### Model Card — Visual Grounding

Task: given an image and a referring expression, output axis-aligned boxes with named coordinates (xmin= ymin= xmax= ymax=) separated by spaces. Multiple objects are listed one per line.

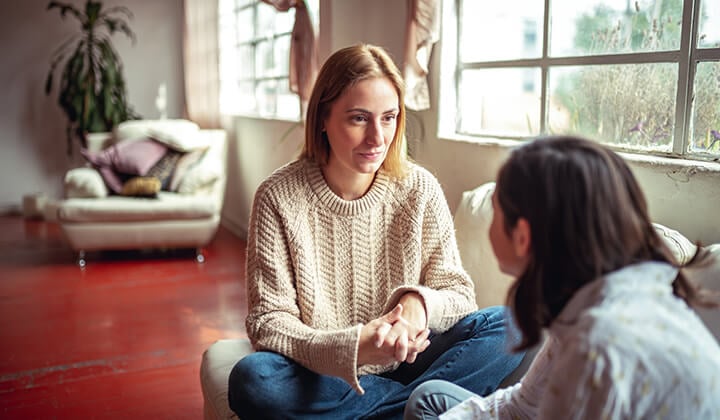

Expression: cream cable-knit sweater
xmin=245 ymin=159 xmax=477 ymax=394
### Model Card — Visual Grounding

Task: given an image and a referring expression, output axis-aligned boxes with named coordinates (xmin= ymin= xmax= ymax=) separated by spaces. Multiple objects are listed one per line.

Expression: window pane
xmin=220 ymin=80 xmax=256 ymax=115
xmin=256 ymin=79 xmax=278 ymax=117
xmin=255 ymin=39 xmax=273 ymax=78
xmin=459 ymin=0 xmax=542 ymax=61
xmin=690 ymin=61 xmax=720 ymax=157
xmin=276 ymin=79 xmax=300 ymax=120
xmin=548 ymin=64 xmax=677 ymax=152
xmin=257 ymin=2 xmax=276 ymax=38
xmin=550 ymin=0 xmax=683 ymax=56
xmin=273 ymin=35 xmax=291 ymax=77
xmin=458 ymin=68 xmax=541 ymax=136
xmin=699 ymin=0 xmax=720 ymax=48
xmin=236 ymin=7 xmax=254 ymax=42
xmin=275 ymin=7 xmax=295 ymax=33
xmin=237 ymin=45 xmax=254 ymax=80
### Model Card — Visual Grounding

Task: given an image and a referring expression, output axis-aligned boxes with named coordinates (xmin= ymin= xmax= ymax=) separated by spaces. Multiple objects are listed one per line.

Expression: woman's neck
xmin=321 ymin=165 xmax=376 ymax=201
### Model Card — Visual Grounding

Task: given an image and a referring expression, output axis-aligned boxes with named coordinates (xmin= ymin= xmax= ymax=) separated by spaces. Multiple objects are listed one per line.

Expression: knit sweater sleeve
xmin=244 ymin=179 xmax=365 ymax=393
xmin=384 ymin=170 xmax=478 ymax=332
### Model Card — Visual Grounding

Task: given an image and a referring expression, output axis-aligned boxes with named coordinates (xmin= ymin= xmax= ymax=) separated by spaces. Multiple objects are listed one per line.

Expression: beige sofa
xmin=57 ymin=120 xmax=227 ymax=267
xmin=199 ymin=181 xmax=720 ymax=419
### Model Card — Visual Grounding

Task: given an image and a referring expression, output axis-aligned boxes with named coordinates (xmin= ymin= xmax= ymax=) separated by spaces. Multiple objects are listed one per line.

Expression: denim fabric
xmin=228 ymin=306 xmax=524 ymax=420
xmin=403 ymin=380 xmax=476 ymax=420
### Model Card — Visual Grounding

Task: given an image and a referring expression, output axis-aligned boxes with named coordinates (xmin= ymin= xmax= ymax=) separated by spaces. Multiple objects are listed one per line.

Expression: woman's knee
xmin=227 ymin=351 xmax=288 ymax=414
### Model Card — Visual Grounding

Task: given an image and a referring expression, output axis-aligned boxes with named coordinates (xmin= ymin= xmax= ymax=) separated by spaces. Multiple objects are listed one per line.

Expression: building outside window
xmin=218 ymin=0 xmax=319 ymax=121
xmin=441 ymin=0 xmax=720 ymax=161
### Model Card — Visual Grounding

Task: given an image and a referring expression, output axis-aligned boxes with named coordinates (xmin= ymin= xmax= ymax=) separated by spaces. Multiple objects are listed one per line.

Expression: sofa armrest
xmin=64 ymin=167 xmax=109 ymax=198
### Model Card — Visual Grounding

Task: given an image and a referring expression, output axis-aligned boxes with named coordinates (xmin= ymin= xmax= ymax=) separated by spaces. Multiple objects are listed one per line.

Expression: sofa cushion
xmin=454 ymin=182 xmax=514 ymax=309
xmin=454 ymin=181 xmax=715 ymax=310
xmin=115 ymin=119 xmax=199 ymax=143
xmin=58 ymin=193 xmax=218 ymax=223
xmin=82 ymin=138 xmax=169 ymax=194
xmin=169 ymin=147 xmax=209 ymax=192
xmin=120 ymin=177 xmax=161 ymax=198
xmin=64 ymin=167 xmax=109 ymax=199
xmin=177 ymin=158 xmax=222 ymax=195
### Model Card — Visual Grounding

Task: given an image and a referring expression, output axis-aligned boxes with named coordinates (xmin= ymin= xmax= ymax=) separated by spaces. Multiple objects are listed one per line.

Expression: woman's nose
xmin=366 ymin=120 xmax=384 ymax=145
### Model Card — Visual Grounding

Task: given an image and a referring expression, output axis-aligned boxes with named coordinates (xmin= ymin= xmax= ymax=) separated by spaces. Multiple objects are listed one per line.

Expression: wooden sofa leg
xmin=195 ymin=248 xmax=205 ymax=263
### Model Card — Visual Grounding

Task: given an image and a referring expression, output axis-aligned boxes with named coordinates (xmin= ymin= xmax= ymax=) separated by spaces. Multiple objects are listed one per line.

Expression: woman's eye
xmin=383 ymin=114 xmax=397 ymax=123
xmin=351 ymin=115 xmax=368 ymax=123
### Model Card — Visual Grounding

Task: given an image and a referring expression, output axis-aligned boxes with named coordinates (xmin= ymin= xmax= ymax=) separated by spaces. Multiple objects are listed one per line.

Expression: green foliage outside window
xmin=553 ymin=0 xmax=720 ymax=157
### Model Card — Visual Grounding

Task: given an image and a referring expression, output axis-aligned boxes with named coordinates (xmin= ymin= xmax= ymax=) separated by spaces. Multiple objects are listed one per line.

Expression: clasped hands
xmin=358 ymin=292 xmax=430 ymax=366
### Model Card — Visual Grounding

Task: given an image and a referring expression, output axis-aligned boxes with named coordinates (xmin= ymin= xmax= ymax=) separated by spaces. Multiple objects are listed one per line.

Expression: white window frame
xmin=439 ymin=0 xmax=720 ymax=162
xmin=219 ymin=0 xmax=317 ymax=121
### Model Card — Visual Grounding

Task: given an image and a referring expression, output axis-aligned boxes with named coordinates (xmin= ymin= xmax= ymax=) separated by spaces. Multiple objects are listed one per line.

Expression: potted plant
xmin=44 ymin=0 xmax=141 ymax=156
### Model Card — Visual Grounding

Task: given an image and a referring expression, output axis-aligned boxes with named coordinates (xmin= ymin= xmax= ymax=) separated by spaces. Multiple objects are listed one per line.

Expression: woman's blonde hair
xmin=300 ymin=44 xmax=409 ymax=178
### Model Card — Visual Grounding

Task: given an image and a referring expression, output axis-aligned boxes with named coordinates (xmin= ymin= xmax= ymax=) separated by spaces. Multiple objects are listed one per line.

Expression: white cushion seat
xmin=59 ymin=193 xmax=219 ymax=223
xmin=201 ymin=339 xmax=251 ymax=420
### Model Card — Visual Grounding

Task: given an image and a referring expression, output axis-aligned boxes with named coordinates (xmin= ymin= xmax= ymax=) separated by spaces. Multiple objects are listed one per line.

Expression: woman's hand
xmin=358 ymin=295 xmax=430 ymax=366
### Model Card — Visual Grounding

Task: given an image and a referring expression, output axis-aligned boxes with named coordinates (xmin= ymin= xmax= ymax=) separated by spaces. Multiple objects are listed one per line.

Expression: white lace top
xmin=441 ymin=261 xmax=720 ymax=419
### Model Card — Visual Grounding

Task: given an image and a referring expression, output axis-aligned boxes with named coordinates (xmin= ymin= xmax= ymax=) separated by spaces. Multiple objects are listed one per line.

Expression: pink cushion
xmin=82 ymin=138 xmax=168 ymax=193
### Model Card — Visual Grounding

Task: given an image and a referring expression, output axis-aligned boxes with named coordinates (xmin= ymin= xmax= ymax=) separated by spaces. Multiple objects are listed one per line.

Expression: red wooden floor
xmin=0 ymin=216 xmax=248 ymax=419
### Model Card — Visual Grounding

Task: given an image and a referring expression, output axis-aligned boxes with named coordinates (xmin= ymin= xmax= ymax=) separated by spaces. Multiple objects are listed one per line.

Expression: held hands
xmin=358 ymin=294 xmax=430 ymax=367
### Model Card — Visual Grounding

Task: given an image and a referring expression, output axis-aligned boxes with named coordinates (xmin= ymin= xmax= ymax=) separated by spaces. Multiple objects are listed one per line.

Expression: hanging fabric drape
xmin=183 ymin=0 xmax=221 ymax=128
xmin=261 ymin=0 xmax=318 ymax=116
xmin=403 ymin=0 xmax=440 ymax=111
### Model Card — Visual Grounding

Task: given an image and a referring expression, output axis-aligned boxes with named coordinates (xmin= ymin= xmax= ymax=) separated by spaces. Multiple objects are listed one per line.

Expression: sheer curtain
xmin=183 ymin=0 xmax=221 ymax=128
xmin=403 ymin=0 xmax=440 ymax=111
xmin=261 ymin=0 xmax=318 ymax=116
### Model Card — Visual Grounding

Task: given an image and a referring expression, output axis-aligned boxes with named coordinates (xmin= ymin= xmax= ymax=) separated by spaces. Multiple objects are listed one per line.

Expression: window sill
xmin=222 ymin=112 xmax=301 ymax=124
xmin=438 ymin=134 xmax=720 ymax=174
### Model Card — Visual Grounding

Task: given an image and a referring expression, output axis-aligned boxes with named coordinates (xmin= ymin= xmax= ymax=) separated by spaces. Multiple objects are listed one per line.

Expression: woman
xmin=227 ymin=44 xmax=524 ymax=419
xmin=405 ymin=136 xmax=720 ymax=419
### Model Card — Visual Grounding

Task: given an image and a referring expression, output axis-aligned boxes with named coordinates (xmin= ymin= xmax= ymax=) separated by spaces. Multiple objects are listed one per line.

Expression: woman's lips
xmin=359 ymin=151 xmax=383 ymax=160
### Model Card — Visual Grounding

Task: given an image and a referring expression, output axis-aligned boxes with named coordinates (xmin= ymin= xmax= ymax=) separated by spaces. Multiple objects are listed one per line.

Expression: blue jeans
xmin=228 ymin=306 xmax=524 ymax=420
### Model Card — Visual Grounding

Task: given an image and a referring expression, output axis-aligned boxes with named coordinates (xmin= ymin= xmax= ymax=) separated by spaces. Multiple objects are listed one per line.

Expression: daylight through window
xmin=443 ymin=0 xmax=720 ymax=161
xmin=218 ymin=0 xmax=318 ymax=120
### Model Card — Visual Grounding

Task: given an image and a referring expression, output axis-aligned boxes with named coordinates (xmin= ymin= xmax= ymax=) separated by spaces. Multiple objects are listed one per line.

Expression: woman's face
xmin=489 ymin=189 xmax=530 ymax=277
xmin=323 ymin=77 xmax=399 ymax=179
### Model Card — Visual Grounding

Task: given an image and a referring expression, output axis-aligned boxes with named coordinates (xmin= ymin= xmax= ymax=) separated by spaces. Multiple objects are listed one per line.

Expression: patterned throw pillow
xmin=146 ymin=149 xmax=184 ymax=191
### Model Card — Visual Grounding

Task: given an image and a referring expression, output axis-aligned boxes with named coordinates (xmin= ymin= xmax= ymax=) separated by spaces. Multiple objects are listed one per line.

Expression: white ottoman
xmin=200 ymin=339 xmax=253 ymax=420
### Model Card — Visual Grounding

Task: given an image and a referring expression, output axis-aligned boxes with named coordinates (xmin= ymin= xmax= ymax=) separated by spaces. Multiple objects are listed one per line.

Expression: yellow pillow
xmin=120 ymin=176 xmax=161 ymax=197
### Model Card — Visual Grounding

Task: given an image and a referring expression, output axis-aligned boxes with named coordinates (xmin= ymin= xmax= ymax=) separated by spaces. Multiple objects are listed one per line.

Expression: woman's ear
xmin=512 ymin=217 xmax=532 ymax=258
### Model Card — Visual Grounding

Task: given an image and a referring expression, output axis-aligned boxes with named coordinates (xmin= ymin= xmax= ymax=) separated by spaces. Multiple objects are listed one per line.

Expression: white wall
xmin=0 ymin=0 xmax=184 ymax=212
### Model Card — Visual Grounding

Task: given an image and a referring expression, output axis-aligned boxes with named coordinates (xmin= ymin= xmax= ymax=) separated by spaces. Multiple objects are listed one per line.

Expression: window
xmin=440 ymin=0 xmax=720 ymax=161
xmin=218 ymin=0 xmax=318 ymax=120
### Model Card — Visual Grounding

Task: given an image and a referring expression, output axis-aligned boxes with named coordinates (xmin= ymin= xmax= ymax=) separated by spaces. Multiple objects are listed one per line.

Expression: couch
xmin=199 ymin=181 xmax=720 ymax=419
xmin=57 ymin=119 xmax=227 ymax=267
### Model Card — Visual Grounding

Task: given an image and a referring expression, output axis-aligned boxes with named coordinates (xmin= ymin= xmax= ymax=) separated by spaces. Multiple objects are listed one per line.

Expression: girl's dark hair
xmin=497 ymin=136 xmax=717 ymax=350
